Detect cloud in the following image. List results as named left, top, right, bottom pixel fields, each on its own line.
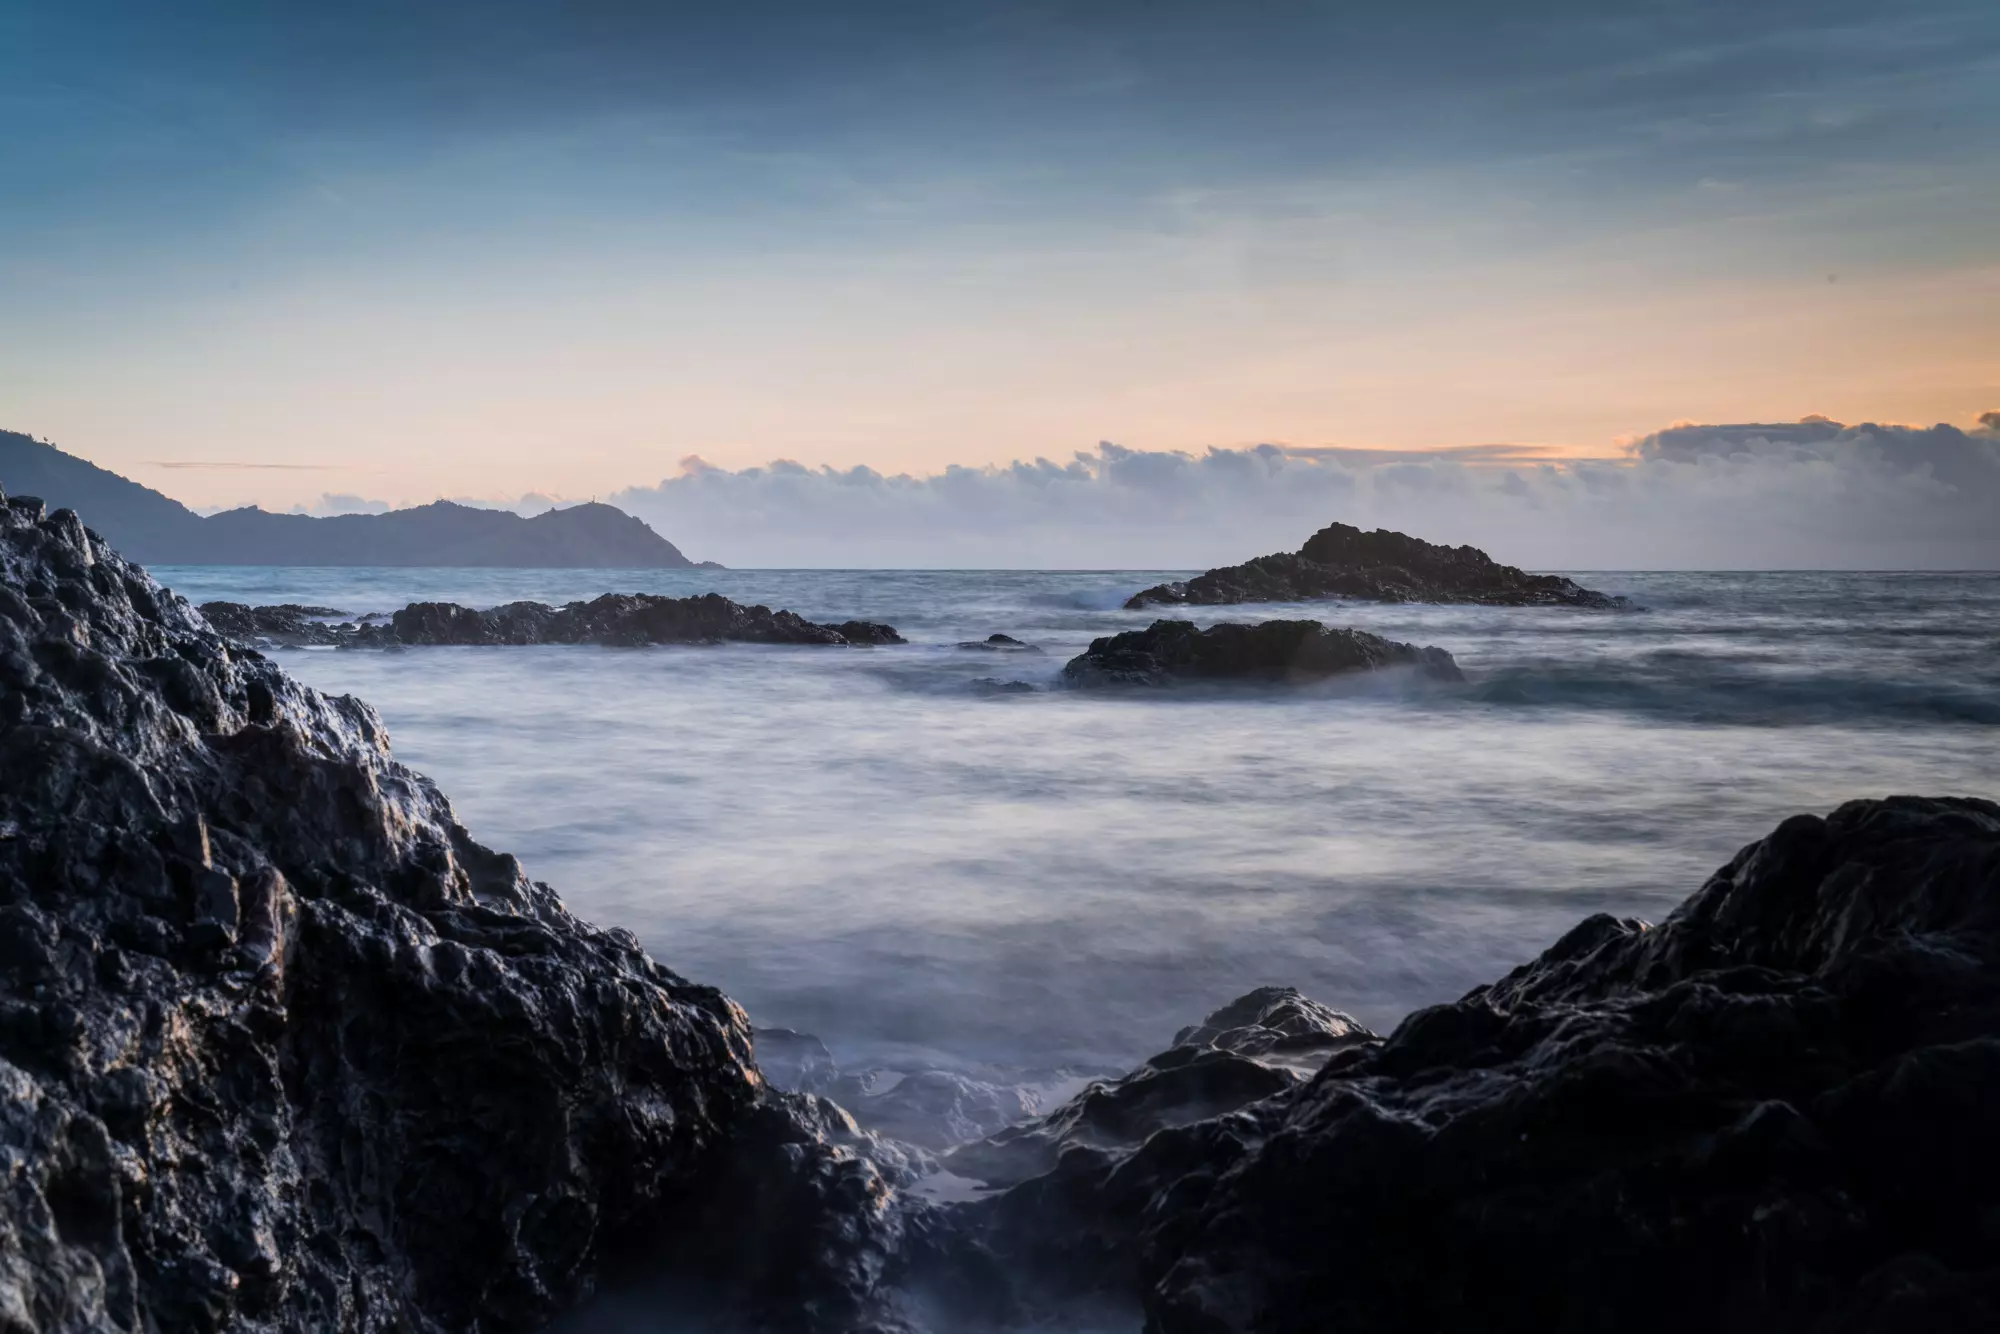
left=286, top=493, right=393, bottom=516
left=608, top=417, right=2000, bottom=570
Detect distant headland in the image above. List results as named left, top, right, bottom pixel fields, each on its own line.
left=0, top=430, right=707, bottom=568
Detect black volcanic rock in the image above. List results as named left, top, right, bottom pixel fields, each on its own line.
left=198, top=602, right=354, bottom=648
left=0, top=488, right=904, bottom=1330
left=1127, top=521, right=1625, bottom=609
left=947, top=988, right=1373, bottom=1187
left=379, top=594, right=895, bottom=647
left=0, top=431, right=702, bottom=568
left=828, top=620, right=907, bottom=646
left=952, top=796, right=2000, bottom=1333
left=200, top=595, right=905, bottom=650
left=1062, top=618, right=1463, bottom=687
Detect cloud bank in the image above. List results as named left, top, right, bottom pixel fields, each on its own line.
left=607, top=417, right=2000, bottom=570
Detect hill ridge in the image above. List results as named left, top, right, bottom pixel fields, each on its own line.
left=0, top=430, right=699, bottom=567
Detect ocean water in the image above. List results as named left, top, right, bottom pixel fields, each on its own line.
left=153, top=566, right=2000, bottom=1082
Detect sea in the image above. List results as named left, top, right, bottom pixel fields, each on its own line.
left=151, top=566, right=2000, bottom=1089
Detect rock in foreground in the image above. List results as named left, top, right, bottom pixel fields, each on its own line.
left=1062, top=618, right=1463, bottom=687
left=0, top=491, right=898, bottom=1332
left=1126, top=521, right=1625, bottom=609
left=949, top=796, right=2000, bottom=1332
left=199, top=594, right=906, bottom=649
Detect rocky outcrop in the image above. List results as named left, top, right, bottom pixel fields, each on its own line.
left=1062, top=618, right=1463, bottom=688
left=197, top=603, right=358, bottom=648
left=0, top=489, right=898, bottom=1332
left=948, top=796, right=2000, bottom=1332
left=947, top=988, right=1372, bottom=1188
left=1126, top=521, right=1626, bottom=609
left=200, top=596, right=906, bottom=650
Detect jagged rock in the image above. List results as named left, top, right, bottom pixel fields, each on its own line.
left=949, top=797, right=2000, bottom=1333
left=200, top=595, right=905, bottom=650
left=1062, top=618, right=1463, bottom=688
left=198, top=603, right=353, bottom=648
left=1127, top=521, right=1626, bottom=609
left=0, top=491, right=903, bottom=1332
left=947, top=987, right=1373, bottom=1187
left=956, top=634, right=1043, bottom=654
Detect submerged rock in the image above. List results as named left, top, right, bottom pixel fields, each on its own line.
left=969, top=678, right=1038, bottom=697
left=0, top=492, right=902, bottom=1331
left=956, top=634, right=1044, bottom=654
left=948, top=796, right=2000, bottom=1332
left=201, top=594, right=905, bottom=650
left=1126, top=521, right=1626, bottom=609
left=1062, top=618, right=1463, bottom=687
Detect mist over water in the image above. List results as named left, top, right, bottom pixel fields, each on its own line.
left=157, top=566, right=2000, bottom=1077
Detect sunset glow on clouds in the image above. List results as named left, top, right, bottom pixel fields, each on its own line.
left=3, top=0, right=1996, bottom=557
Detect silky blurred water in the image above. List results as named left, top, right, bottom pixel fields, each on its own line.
left=155, top=566, right=2000, bottom=1074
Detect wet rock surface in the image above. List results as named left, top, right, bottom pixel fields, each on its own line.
left=944, top=796, right=2000, bottom=1333
left=1126, top=521, right=1627, bottom=609
left=200, top=595, right=905, bottom=650
left=197, top=602, right=359, bottom=648
left=0, top=491, right=902, bottom=1332
left=1062, top=618, right=1463, bottom=688
left=947, top=987, right=1373, bottom=1188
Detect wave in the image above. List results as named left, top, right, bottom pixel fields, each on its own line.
left=1469, top=663, right=2000, bottom=726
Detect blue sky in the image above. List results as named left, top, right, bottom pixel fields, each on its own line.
left=3, top=0, right=1996, bottom=517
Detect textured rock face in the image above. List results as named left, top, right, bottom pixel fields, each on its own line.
left=957, top=797, right=2000, bottom=1333
left=0, top=491, right=890, bottom=1332
left=197, top=603, right=356, bottom=648
left=198, top=595, right=906, bottom=650
left=1126, top=521, right=1625, bottom=610
left=1062, top=618, right=1463, bottom=688
left=947, top=988, right=1373, bottom=1188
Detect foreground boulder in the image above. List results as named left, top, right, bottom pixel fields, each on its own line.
left=1126, top=521, right=1625, bottom=609
left=0, top=490, right=900, bottom=1332
left=950, top=796, right=2000, bottom=1332
left=1062, top=618, right=1463, bottom=688
left=199, top=595, right=905, bottom=649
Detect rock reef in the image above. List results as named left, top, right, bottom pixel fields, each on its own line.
left=1062, top=618, right=1463, bottom=688
left=0, top=490, right=896, bottom=1332
left=1126, top=521, right=1626, bottom=609
left=198, top=595, right=906, bottom=650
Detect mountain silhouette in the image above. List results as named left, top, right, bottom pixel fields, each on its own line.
left=0, top=431, right=698, bottom=567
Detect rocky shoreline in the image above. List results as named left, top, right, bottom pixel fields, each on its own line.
left=3, top=489, right=1995, bottom=1332
left=1126, top=521, right=1627, bottom=610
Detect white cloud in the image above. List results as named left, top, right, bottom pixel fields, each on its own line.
left=607, top=418, right=2000, bottom=570
left=285, top=492, right=393, bottom=516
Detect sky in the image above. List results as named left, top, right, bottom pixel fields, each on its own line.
left=2, top=0, right=1997, bottom=564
